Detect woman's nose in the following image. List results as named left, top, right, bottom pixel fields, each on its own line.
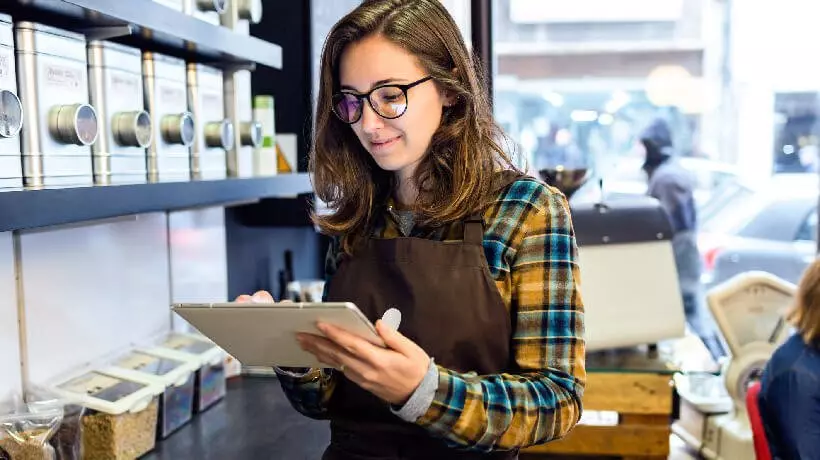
left=360, top=101, right=384, bottom=133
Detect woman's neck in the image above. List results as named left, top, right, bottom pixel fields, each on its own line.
left=394, top=170, right=418, bottom=209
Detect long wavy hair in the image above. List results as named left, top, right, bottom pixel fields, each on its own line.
left=310, top=0, right=521, bottom=253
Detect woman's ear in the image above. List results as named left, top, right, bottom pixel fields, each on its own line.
left=443, top=67, right=458, bottom=107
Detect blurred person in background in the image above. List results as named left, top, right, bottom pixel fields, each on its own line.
left=639, top=118, right=725, bottom=360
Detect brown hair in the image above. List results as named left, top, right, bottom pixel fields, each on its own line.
left=789, top=258, right=820, bottom=345
left=309, top=0, right=521, bottom=253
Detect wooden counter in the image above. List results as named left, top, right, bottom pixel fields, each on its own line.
left=522, top=334, right=718, bottom=460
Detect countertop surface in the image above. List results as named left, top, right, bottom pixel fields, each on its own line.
left=143, top=376, right=329, bottom=460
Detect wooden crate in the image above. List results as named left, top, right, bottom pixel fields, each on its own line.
left=521, top=372, right=674, bottom=460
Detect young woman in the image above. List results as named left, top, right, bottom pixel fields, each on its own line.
left=758, top=259, right=820, bottom=460
left=238, top=1, right=586, bottom=458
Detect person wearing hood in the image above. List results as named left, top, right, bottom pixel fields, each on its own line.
left=639, top=118, right=724, bottom=359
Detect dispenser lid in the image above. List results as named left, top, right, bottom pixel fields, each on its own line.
left=50, top=369, right=163, bottom=415
left=0, top=13, right=11, bottom=25
left=706, top=271, right=795, bottom=356
left=108, top=349, right=199, bottom=387
left=156, top=333, right=224, bottom=366
left=14, top=22, right=85, bottom=42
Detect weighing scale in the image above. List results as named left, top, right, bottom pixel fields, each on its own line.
left=672, top=271, right=795, bottom=459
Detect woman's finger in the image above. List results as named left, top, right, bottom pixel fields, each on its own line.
left=298, top=333, right=371, bottom=376
left=316, top=322, right=381, bottom=364
left=251, top=290, right=274, bottom=302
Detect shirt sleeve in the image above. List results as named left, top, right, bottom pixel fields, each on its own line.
left=275, top=236, right=341, bottom=419
left=414, top=187, right=586, bottom=451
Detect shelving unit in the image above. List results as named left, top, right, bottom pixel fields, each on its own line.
left=0, top=0, right=299, bottom=233
left=3, top=0, right=282, bottom=69
left=0, top=173, right=313, bottom=232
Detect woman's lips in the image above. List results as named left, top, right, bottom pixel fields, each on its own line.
left=370, top=136, right=400, bottom=154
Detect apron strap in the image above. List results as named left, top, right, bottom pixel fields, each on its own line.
left=463, top=213, right=484, bottom=245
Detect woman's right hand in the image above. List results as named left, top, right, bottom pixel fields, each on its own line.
left=235, top=290, right=275, bottom=303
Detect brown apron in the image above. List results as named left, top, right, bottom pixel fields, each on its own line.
left=322, top=177, right=521, bottom=460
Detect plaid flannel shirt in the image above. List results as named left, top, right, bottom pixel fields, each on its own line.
left=277, top=175, right=586, bottom=451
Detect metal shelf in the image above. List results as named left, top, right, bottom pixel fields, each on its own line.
left=0, top=173, right=312, bottom=232
left=3, top=0, right=282, bottom=70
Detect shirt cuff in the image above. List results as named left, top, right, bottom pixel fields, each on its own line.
left=274, top=367, right=332, bottom=380
left=391, top=358, right=438, bottom=422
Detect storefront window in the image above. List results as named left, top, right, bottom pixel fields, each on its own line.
left=491, top=0, right=819, bottom=287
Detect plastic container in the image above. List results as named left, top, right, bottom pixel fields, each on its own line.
left=48, top=369, right=163, bottom=460
left=151, top=333, right=227, bottom=413
left=106, top=349, right=199, bottom=439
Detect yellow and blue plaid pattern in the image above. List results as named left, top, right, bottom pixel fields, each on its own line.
left=278, top=176, right=586, bottom=451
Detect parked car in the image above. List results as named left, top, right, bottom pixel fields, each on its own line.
left=699, top=173, right=818, bottom=289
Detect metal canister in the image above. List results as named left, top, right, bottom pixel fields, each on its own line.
left=143, top=52, right=194, bottom=182
left=221, top=0, right=263, bottom=177
left=153, top=0, right=184, bottom=12
left=0, top=14, right=24, bottom=190
left=184, top=0, right=229, bottom=25
left=187, top=63, right=232, bottom=180
left=224, top=70, right=262, bottom=177
left=88, top=41, right=152, bottom=185
left=15, top=22, right=98, bottom=188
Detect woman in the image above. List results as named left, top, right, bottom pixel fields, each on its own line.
left=238, top=1, right=586, bottom=458
left=758, top=259, right=820, bottom=460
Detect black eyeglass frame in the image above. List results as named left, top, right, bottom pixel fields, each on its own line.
left=331, top=76, right=434, bottom=124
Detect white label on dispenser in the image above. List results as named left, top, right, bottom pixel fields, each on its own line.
left=160, top=85, right=185, bottom=107
left=45, top=64, right=83, bottom=89
left=0, top=52, right=10, bottom=82
left=111, top=73, right=139, bottom=93
left=202, top=92, right=222, bottom=114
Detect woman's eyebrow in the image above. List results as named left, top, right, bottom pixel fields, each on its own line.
left=340, top=78, right=407, bottom=92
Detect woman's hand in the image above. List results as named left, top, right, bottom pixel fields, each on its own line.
left=297, top=320, right=431, bottom=406
left=234, top=290, right=276, bottom=303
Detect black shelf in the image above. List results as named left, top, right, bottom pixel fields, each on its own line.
left=0, top=173, right=312, bottom=232
left=4, top=0, right=282, bottom=70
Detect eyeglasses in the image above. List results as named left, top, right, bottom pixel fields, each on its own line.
left=331, top=76, right=433, bottom=124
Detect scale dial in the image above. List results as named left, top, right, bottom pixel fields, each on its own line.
left=707, top=271, right=795, bottom=356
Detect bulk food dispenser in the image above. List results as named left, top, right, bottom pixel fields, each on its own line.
left=88, top=41, right=152, bottom=185
left=0, top=14, right=23, bottom=190
left=142, top=52, right=194, bottom=182
left=187, top=63, right=233, bottom=180
left=15, top=22, right=98, bottom=188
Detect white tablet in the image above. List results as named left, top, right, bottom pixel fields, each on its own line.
left=171, top=301, right=384, bottom=368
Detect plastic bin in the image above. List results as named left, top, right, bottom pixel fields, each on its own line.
left=153, top=333, right=227, bottom=412
left=106, top=349, right=199, bottom=440
left=49, top=369, right=163, bottom=460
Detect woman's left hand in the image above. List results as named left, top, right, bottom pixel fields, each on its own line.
left=297, top=320, right=431, bottom=406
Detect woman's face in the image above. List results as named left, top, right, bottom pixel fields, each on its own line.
left=338, top=34, right=450, bottom=182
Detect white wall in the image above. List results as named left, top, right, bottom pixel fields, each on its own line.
left=168, top=207, right=228, bottom=333
left=0, top=232, right=21, bottom=401
left=19, top=213, right=172, bottom=386
left=0, top=207, right=232, bottom=397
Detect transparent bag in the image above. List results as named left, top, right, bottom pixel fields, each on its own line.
left=0, top=394, right=63, bottom=460
left=25, top=388, right=84, bottom=460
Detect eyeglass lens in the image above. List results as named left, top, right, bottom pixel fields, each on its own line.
left=333, top=86, right=408, bottom=123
